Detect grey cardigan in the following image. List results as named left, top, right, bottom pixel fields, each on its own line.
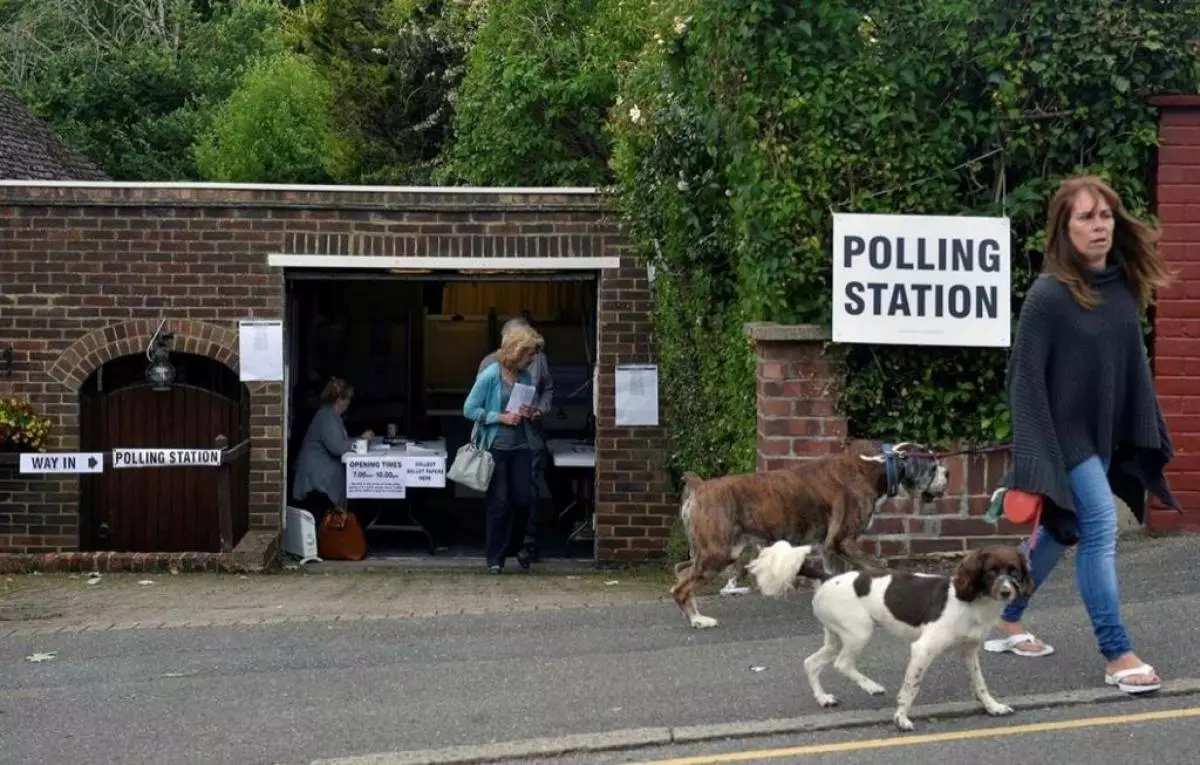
left=292, top=404, right=354, bottom=505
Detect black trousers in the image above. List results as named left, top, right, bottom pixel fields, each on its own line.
left=486, top=448, right=533, bottom=567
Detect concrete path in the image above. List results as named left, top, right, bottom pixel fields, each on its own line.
left=1, top=536, right=1198, bottom=765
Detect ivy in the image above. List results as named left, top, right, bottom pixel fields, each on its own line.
left=609, top=0, right=1200, bottom=479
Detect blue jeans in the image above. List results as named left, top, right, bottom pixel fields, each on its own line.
left=1001, top=455, right=1132, bottom=661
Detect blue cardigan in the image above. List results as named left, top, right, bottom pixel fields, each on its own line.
left=463, top=362, right=533, bottom=450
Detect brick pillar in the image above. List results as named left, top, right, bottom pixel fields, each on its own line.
left=1150, top=94, right=1200, bottom=535
left=745, top=323, right=847, bottom=472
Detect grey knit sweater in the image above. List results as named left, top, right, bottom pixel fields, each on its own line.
left=1000, top=266, right=1179, bottom=543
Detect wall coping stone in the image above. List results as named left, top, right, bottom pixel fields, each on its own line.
left=743, top=323, right=831, bottom=343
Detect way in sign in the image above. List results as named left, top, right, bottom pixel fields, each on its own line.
left=19, top=452, right=105, bottom=474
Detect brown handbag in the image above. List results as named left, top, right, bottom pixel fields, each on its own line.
left=318, top=506, right=368, bottom=561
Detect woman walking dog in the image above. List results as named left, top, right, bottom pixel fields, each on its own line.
left=988, top=175, right=1179, bottom=695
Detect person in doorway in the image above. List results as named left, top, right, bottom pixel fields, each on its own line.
left=478, top=317, right=554, bottom=562
left=987, top=175, right=1178, bottom=695
left=292, top=377, right=374, bottom=527
left=465, top=324, right=545, bottom=574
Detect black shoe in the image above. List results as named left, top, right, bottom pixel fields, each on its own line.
left=516, top=548, right=532, bottom=571
left=487, top=565, right=503, bottom=575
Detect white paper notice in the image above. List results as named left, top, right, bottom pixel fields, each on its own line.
left=404, top=456, right=447, bottom=488
left=238, top=320, right=284, bottom=382
left=615, top=364, right=659, bottom=426
left=345, top=455, right=407, bottom=499
left=505, top=382, right=537, bottom=413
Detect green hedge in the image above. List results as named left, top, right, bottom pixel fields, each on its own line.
left=609, top=0, right=1200, bottom=483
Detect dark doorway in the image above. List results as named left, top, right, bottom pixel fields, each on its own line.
left=79, top=352, right=250, bottom=552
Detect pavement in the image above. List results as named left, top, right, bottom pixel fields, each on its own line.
left=1, top=535, right=1199, bottom=765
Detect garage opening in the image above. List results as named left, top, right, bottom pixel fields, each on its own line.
left=284, top=268, right=598, bottom=563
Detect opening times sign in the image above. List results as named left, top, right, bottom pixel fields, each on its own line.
left=831, top=213, right=1011, bottom=348
left=345, top=454, right=447, bottom=500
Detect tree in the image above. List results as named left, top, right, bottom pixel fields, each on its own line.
left=194, top=51, right=345, bottom=183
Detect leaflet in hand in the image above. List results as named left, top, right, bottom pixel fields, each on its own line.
left=505, top=382, right=537, bottom=413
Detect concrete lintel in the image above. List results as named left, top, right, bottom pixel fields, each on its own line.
left=743, top=322, right=831, bottom=343
left=1149, top=94, right=1200, bottom=108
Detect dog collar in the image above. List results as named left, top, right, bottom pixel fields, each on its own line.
left=882, top=442, right=899, bottom=497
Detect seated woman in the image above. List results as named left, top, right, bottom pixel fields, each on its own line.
left=463, top=324, right=544, bottom=574
left=292, top=377, right=373, bottom=527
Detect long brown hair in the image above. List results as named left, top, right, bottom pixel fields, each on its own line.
left=1042, top=175, right=1174, bottom=311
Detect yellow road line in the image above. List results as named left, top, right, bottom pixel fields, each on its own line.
left=630, top=706, right=1200, bottom=765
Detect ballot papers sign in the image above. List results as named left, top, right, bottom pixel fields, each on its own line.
left=832, top=213, right=1011, bottom=348
left=404, top=456, right=446, bottom=488
left=346, top=455, right=407, bottom=499
left=111, top=448, right=222, bottom=468
left=20, top=452, right=104, bottom=474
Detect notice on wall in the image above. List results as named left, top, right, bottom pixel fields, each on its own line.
left=403, top=456, right=446, bottom=489
left=345, top=455, right=407, bottom=500
left=615, top=364, right=659, bottom=427
left=238, top=319, right=285, bottom=382
left=112, top=449, right=222, bottom=469
left=831, top=213, right=1011, bottom=348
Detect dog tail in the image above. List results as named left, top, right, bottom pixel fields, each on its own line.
left=746, top=541, right=822, bottom=598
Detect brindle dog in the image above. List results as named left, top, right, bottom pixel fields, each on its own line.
left=670, top=443, right=949, bottom=629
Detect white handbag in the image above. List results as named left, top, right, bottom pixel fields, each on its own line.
left=447, top=427, right=494, bottom=492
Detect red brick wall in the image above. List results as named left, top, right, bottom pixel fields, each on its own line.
left=0, top=183, right=672, bottom=561
left=749, top=323, right=1022, bottom=560
left=594, top=249, right=677, bottom=562
left=1150, top=96, right=1200, bottom=534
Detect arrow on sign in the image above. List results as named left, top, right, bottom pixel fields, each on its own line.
left=88, top=456, right=99, bottom=469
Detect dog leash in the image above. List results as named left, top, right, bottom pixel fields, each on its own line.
left=899, top=442, right=1014, bottom=459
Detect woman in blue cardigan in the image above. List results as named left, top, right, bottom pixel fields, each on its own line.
left=463, top=324, right=544, bottom=573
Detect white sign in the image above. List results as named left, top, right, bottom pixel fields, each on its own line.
left=404, top=456, right=446, bottom=488
left=238, top=319, right=285, bottom=382
left=831, top=213, right=1011, bottom=348
left=19, top=452, right=105, bottom=474
left=615, top=364, right=659, bottom=426
left=111, top=449, right=222, bottom=469
left=346, top=456, right=407, bottom=499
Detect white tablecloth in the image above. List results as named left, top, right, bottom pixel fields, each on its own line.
left=340, top=438, right=448, bottom=464
left=547, top=439, right=595, bottom=469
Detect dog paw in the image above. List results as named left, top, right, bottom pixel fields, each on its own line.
left=985, top=702, right=1014, bottom=717
left=689, top=615, right=719, bottom=629
left=893, top=713, right=915, bottom=732
left=859, top=680, right=886, bottom=696
left=816, top=693, right=839, bottom=708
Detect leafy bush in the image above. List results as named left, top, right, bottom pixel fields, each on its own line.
left=609, top=0, right=1200, bottom=480
left=194, top=51, right=346, bottom=183
left=438, top=0, right=655, bottom=186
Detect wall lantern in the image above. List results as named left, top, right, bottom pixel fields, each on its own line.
left=0, top=347, right=13, bottom=376
left=145, top=323, right=176, bottom=392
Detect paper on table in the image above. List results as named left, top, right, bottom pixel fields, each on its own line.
left=615, top=364, right=659, bottom=426
left=238, top=319, right=284, bottom=382
left=505, top=382, right=537, bottom=414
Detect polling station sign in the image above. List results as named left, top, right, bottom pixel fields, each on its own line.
left=831, top=213, right=1011, bottom=348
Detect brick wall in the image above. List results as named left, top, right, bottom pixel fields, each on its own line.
left=1150, top=95, right=1200, bottom=535
left=594, top=248, right=677, bottom=562
left=0, top=183, right=672, bottom=562
left=748, top=323, right=1022, bottom=560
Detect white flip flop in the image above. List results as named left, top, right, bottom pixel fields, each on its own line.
left=983, top=632, right=1056, bottom=657
left=1105, top=664, right=1161, bottom=695
left=720, top=577, right=752, bottom=596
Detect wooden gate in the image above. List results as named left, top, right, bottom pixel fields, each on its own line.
left=79, top=352, right=250, bottom=553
